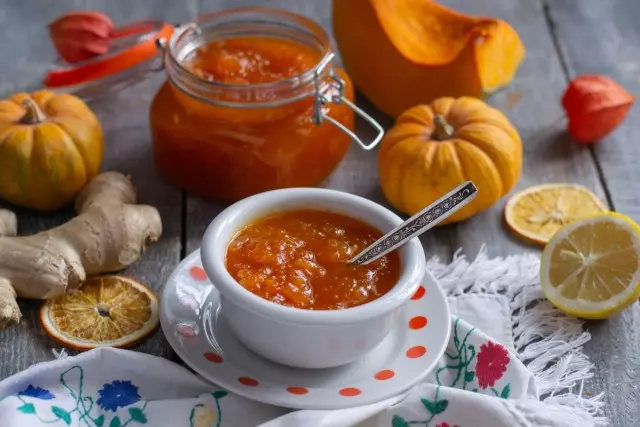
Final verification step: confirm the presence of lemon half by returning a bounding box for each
[540,212,640,319]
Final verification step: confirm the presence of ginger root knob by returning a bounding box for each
[0,172,163,328]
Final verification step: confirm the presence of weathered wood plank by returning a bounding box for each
[544,1,640,425]
[0,1,198,379]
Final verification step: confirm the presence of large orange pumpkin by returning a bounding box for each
[333,0,525,118]
[0,90,103,211]
[378,97,522,223]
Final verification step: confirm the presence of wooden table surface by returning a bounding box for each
[0,0,638,425]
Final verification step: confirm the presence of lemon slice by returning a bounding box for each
[505,183,608,245]
[540,212,640,319]
[40,275,159,350]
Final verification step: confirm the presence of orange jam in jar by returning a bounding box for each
[150,9,366,202]
[186,37,319,85]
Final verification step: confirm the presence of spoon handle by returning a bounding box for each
[349,181,478,266]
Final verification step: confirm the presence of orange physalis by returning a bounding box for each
[561,75,635,143]
[48,11,114,63]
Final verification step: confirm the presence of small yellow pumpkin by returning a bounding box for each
[0,90,103,211]
[378,97,522,223]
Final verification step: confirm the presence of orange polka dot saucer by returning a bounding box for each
[160,250,450,410]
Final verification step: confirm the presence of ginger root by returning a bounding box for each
[0,172,162,328]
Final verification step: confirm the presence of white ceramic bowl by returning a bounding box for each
[200,188,426,369]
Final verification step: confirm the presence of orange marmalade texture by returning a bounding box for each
[187,37,317,84]
[150,36,354,202]
[225,210,401,310]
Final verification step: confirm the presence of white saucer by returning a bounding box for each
[160,249,450,410]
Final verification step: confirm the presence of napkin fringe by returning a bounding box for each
[51,348,69,360]
[427,246,607,427]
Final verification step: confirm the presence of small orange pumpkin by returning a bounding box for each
[333,0,525,118]
[378,97,522,223]
[0,90,104,211]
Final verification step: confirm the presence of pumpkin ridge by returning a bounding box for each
[387,123,433,144]
[0,127,34,203]
[454,131,501,178]
[449,141,467,182]
[28,125,61,208]
[379,136,414,211]
[0,126,15,143]
[0,99,25,118]
[447,140,503,222]
[416,141,466,218]
[455,123,521,194]
[401,140,440,215]
[396,105,435,127]
[431,97,456,118]
[448,98,521,143]
[53,119,101,182]
[457,116,520,143]
[31,91,56,115]
[48,121,86,158]
[16,128,34,198]
[30,123,87,209]
[47,94,100,122]
[395,138,433,214]
[453,139,500,192]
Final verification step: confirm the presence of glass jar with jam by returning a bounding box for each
[149,8,383,202]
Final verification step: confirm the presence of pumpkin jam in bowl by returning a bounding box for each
[226,210,402,310]
[201,188,426,369]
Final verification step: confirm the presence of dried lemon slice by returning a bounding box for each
[505,183,607,245]
[540,212,640,319]
[40,275,159,350]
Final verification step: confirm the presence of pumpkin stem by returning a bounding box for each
[433,115,454,140]
[20,99,46,124]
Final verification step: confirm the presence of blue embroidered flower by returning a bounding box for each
[96,380,140,412]
[18,385,55,400]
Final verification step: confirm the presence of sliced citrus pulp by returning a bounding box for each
[540,212,640,319]
[40,275,159,350]
[505,183,608,245]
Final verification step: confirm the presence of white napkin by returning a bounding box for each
[0,250,607,426]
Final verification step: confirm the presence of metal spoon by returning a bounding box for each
[349,181,478,265]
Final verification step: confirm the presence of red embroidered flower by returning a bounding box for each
[476,341,510,389]
[435,423,459,427]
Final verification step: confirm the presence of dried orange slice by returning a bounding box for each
[504,183,608,245]
[40,275,159,350]
[540,212,640,319]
